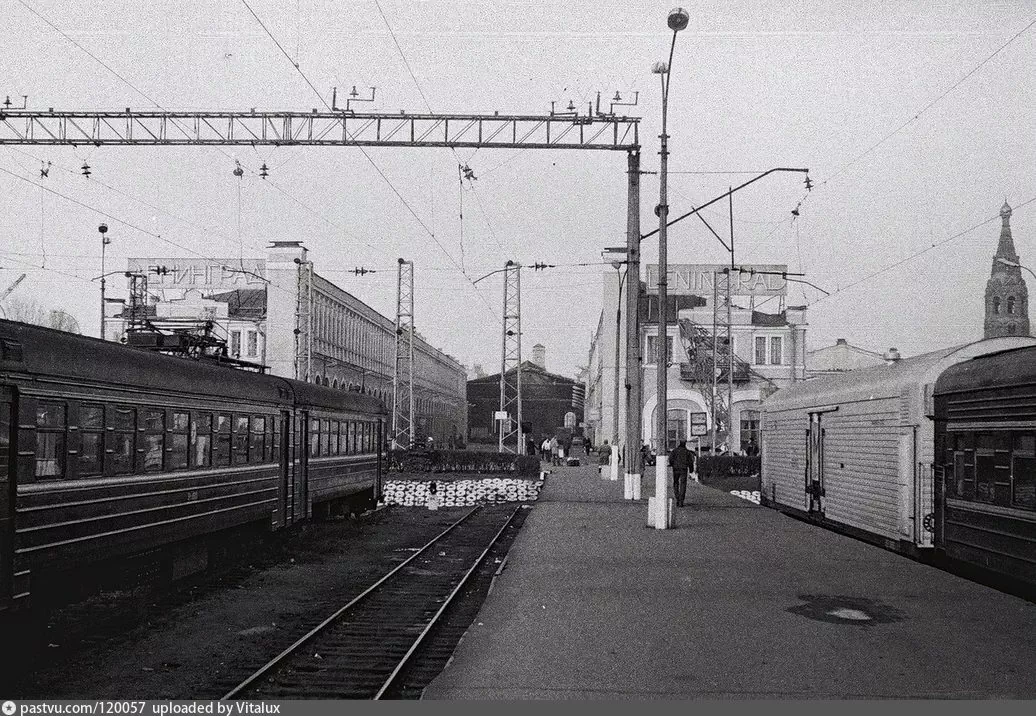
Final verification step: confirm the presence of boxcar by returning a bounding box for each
[933,345,1036,586]
[760,337,1035,557]
[0,319,386,613]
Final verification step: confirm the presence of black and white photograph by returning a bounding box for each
[1,0,1035,703]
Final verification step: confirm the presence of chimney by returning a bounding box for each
[531,343,546,369]
[836,338,847,345]
[883,347,901,364]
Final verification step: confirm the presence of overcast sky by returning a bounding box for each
[2,0,1034,377]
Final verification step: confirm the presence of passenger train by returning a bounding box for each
[761,337,1036,594]
[0,319,386,613]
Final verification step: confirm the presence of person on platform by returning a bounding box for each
[526,436,538,457]
[670,440,694,508]
[549,436,560,466]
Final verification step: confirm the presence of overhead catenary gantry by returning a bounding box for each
[0,104,643,479]
[0,109,639,150]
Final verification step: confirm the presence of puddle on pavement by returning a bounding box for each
[787,594,904,626]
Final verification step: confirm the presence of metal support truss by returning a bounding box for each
[392,259,415,449]
[124,272,148,334]
[498,261,523,454]
[0,109,639,151]
[294,259,313,382]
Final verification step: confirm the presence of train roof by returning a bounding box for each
[0,319,386,415]
[935,344,1036,395]
[763,336,1036,413]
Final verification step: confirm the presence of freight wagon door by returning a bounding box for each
[0,387,13,609]
[806,413,825,514]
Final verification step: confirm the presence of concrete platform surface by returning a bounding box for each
[424,462,1036,699]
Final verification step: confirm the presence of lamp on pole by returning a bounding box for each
[98,223,110,340]
[996,256,1036,281]
[650,7,688,529]
[611,257,629,445]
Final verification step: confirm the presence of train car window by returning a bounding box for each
[169,412,190,470]
[310,418,320,457]
[143,409,165,473]
[79,404,105,476]
[215,414,232,466]
[320,419,330,456]
[1012,434,1036,510]
[337,421,346,455]
[330,420,340,455]
[952,440,975,500]
[233,416,250,465]
[270,415,280,459]
[35,401,66,478]
[192,413,213,468]
[362,422,371,453]
[250,416,266,463]
[347,422,356,455]
[110,407,136,475]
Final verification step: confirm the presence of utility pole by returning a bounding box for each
[392,259,415,448]
[98,223,109,339]
[498,261,523,454]
[624,149,642,500]
[294,257,313,382]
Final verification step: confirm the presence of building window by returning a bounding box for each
[247,330,258,357]
[1007,296,1016,315]
[993,297,1001,314]
[770,337,783,365]
[740,410,761,455]
[230,330,242,357]
[646,334,674,365]
[754,337,767,365]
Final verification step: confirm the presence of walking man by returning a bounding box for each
[670,439,693,508]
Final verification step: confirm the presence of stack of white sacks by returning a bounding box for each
[382,477,543,508]
[729,489,761,504]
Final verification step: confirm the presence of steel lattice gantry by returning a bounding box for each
[0,110,639,151]
[498,261,522,454]
[392,259,415,448]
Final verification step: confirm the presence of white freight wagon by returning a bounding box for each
[760,337,1036,554]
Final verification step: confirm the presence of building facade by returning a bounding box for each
[984,201,1030,338]
[585,261,808,454]
[467,352,584,448]
[115,242,467,445]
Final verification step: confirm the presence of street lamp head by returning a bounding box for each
[651,61,669,75]
[98,223,108,235]
[668,7,690,31]
[611,260,625,270]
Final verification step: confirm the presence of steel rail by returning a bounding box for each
[220,504,483,700]
[373,504,521,699]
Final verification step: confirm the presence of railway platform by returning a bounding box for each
[424,462,1036,699]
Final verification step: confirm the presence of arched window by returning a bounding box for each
[993,297,1001,314]
[1008,296,1016,314]
[1009,323,1017,334]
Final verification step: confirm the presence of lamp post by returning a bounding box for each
[996,256,1036,281]
[98,223,110,340]
[611,258,629,481]
[650,7,689,529]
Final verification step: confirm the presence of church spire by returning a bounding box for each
[984,200,1030,338]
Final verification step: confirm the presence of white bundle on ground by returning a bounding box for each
[729,489,761,504]
[382,477,544,508]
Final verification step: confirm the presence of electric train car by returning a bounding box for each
[0,319,386,613]
[760,337,1036,572]
[933,344,1036,587]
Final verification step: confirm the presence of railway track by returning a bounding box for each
[222,504,522,700]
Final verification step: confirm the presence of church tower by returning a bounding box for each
[984,201,1030,338]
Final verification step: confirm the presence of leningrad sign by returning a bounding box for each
[645,264,788,297]
[126,258,267,293]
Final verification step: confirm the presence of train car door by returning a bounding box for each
[805,413,825,514]
[0,387,13,609]
[277,410,291,527]
[297,411,310,521]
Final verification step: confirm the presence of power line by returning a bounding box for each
[810,195,1036,307]
[822,14,1036,187]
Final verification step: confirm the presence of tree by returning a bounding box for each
[4,297,81,334]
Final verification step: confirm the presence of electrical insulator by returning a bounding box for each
[804,175,814,191]
[233,160,244,178]
[259,163,269,179]
[81,162,91,178]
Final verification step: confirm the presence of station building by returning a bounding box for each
[466,345,584,448]
[585,258,808,454]
[111,242,467,445]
